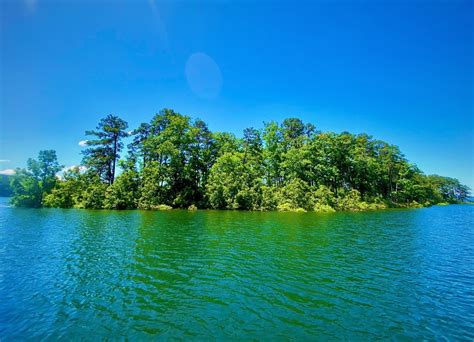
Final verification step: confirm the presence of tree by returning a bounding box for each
[262,121,283,186]
[275,178,312,211]
[82,114,129,185]
[186,119,216,207]
[10,169,43,208]
[140,109,192,207]
[10,150,62,207]
[138,161,172,209]
[213,132,241,157]
[206,152,263,210]
[12,110,470,210]
[43,167,86,208]
[104,170,139,209]
[242,127,262,163]
[128,122,151,169]
[426,175,470,203]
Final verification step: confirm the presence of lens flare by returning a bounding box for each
[185,52,223,99]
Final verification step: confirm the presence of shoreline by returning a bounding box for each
[5,200,470,213]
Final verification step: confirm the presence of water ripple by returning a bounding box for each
[1,205,473,340]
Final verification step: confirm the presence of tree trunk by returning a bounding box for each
[112,135,117,184]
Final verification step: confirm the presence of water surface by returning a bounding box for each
[1,200,473,340]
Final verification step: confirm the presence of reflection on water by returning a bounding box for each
[1,205,473,339]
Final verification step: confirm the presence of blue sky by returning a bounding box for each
[1,0,473,188]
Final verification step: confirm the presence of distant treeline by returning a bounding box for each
[0,175,13,197]
[9,109,470,211]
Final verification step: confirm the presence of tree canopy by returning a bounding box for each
[9,109,470,211]
[10,150,62,207]
[82,114,129,185]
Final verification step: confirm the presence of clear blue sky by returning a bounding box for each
[1,0,473,188]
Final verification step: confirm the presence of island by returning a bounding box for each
[8,109,469,212]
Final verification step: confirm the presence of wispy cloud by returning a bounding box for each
[78,140,88,147]
[0,159,10,163]
[0,169,15,176]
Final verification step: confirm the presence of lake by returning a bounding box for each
[1,198,473,340]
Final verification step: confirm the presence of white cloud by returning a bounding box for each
[0,169,15,176]
[61,165,87,173]
[62,165,76,173]
[57,165,87,179]
[127,130,134,136]
[78,140,88,147]
[0,159,10,163]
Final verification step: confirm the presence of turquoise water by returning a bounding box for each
[1,199,473,340]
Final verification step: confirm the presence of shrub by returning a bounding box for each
[367,202,387,210]
[277,203,306,212]
[314,203,336,213]
[150,204,173,210]
[138,203,173,210]
[81,182,107,209]
[275,178,312,211]
[335,189,365,211]
[261,185,278,210]
[312,185,336,207]
[103,171,139,209]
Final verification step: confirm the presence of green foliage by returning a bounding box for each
[147,204,173,210]
[260,185,278,210]
[11,150,62,208]
[206,151,264,210]
[207,152,244,209]
[12,110,471,211]
[0,175,13,197]
[42,168,82,208]
[277,203,307,212]
[81,181,108,209]
[104,170,139,209]
[275,178,312,211]
[138,161,171,209]
[366,197,388,210]
[82,114,128,185]
[334,189,368,211]
[43,187,73,208]
[312,185,337,212]
[312,185,336,207]
[42,168,105,209]
[10,170,43,208]
[313,203,336,213]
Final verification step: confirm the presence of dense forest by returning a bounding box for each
[9,109,470,212]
